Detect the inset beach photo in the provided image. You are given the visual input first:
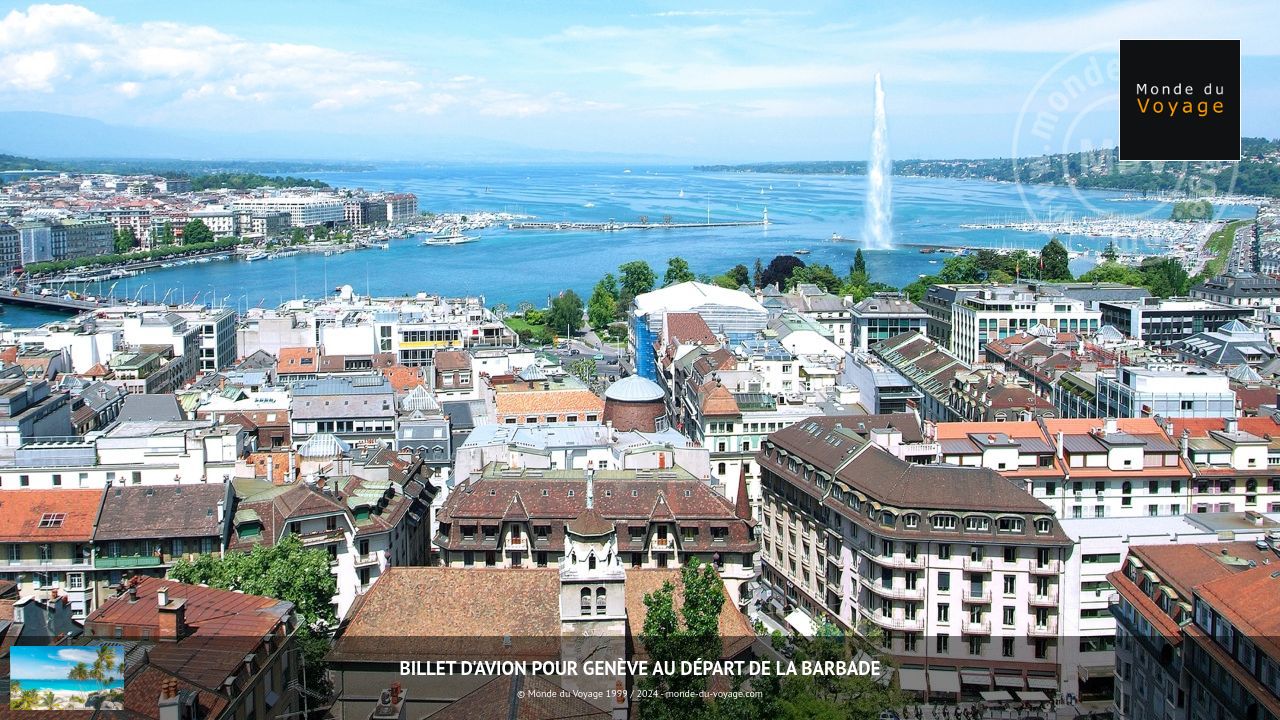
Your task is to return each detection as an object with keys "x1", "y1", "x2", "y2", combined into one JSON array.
[{"x1": 8, "y1": 643, "x2": 126, "y2": 710}]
